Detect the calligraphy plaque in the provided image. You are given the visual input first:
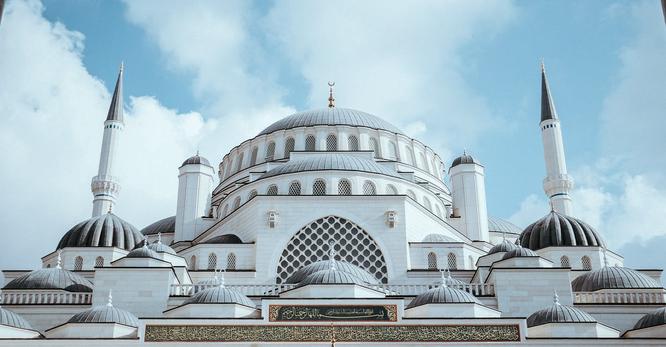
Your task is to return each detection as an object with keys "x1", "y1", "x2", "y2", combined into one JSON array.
[{"x1": 268, "y1": 304, "x2": 398, "y2": 322}]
